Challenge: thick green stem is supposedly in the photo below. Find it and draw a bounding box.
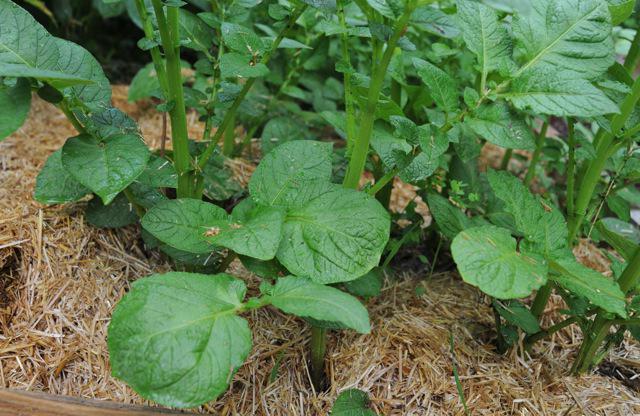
[151,0,193,198]
[309,326,327,390]
[196,5,307,170]
[568,75,640,243]
[624,26,640,73]
[342,3,416,189]
[566,118,576,227]
[134,0,169,96]
[524,121,549,187]
[222,114,236,156]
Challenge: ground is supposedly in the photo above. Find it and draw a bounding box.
[0,88,639,415]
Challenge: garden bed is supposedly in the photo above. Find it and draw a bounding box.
[1,89,639,415]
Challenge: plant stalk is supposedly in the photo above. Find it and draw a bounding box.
[309,326,327,390]
[342,2,416,189]
[566,118,576,226]
[151,0,193,198]
[524,121,549,187]
[624,25,640,73]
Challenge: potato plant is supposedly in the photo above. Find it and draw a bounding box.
[3,0,640,410]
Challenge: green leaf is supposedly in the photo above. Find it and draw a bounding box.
[208,200,285,260]
[85,193,137,228]
[503,70,619,117]
[219,52,269,79]
[608,0,635,25]
[596,218,640,261]
[266,276,371,333]
[426,193,473,239]
[456,0,512,80]
[136,154,178,188]
[512,0,614,80]
[221,22,265,55]
[413,58,458,112]
[61,134,150,204]
[0,63,92,88]
[331,389,377,416]
[261,116,304,154]
[493,300,541,334]
[0,0,59,74]
[550,257,627,318]
[249,140,333,209]
[487,170,568,258]
[108,272,252,408]
[84,107,139,140]
[179,9,215,53]
[0,78,31,140]
[51,38,112,110]
[128,63,163,101]
[412,6,460,39]
[34,149,90,204]
[142,198,228,254]
[451,226,548,299]
[200,153,243,201]
[343,268,383,299]
[128,181,168,209]
[466,103,536,150]
[278,184,390,284]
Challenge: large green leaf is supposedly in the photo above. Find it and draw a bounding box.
[456,0,512,80]
[487,170,568,259]
[136,154,178,188]
[108,272,252,408]
[466,103,536,150]
[451,225,548,299]
[249,140,333,209]
[413,58,458,112]
[51,38,111,110]
[266,276,371,333]
[85,193,137,228]
[84,107,139,140]
[0,78,31,140]
[142,198,228,254]
[61,134,150,204]
[0,0,59,73]
[607,0,635,25]
[0,63,92,87]
[34,149,90,204]
[277,184,390,284]
[142,199,285,260]
[512,0,614,80]
[503,70,619,117]
[550,257,627,317]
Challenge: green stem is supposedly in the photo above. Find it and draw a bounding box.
[566,118,576,228]
[368,167,399,196]
[342,2,416,189]
[524,316,578,351]
[500,149,513,170]
[530,284,553,320]
[492,304,508,354]
[524,121,549,187]
[151,0,193,198]
[222,114,236,156]
[196,5,307,171]
[338,0,357,149]
[134,0,169,96]
[59,101,85,133]
[624,26,640,73]
[122,188,146,217]
[568,75,640,243]
[309,326,327,390]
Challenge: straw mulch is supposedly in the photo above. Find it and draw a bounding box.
[1,88,639,415]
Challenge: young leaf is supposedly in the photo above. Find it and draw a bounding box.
[108,272,252,408]
[426,193,474,240]
[221,22,265,55]
[487,170,568,258]
[596,218,640,261]
[61,134,150,204]
[179,9,215,53]
[220,53,269,79]
[493,300,541,334]
[550,257,627,318]
[85,193,137,228]
[266,276,371,333]
[0,78,31,140]
[330,389,377,416]
[451,226,548,299]
[512,0,614,80]
[249,140,333,208]
[277,184,390,284]
[608,0,635,25]
[503,70,619,117]
[413,58,458,112]
[465,103,536,150]
[34,149,90,204]
[456,0,512,80]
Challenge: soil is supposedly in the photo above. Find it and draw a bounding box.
[0,88,639,415]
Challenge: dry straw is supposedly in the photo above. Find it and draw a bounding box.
[0,89,638,415]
